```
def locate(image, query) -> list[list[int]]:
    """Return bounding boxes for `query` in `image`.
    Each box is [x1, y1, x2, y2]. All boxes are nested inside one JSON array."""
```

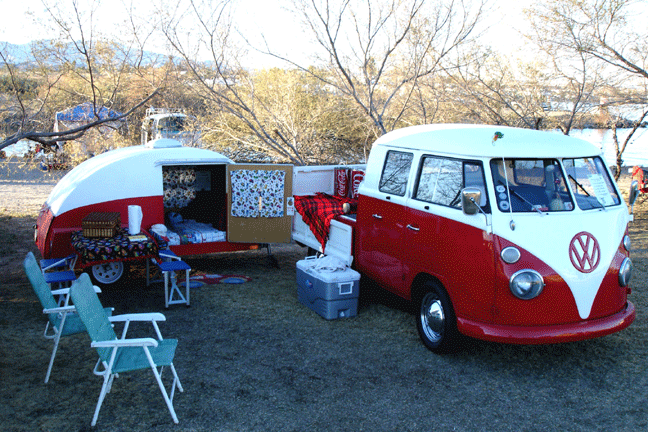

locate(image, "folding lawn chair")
[[146, 249, 191, 308], [69, 273, 184, 426], [40, 254, 77, 303], [23, 252, 111, 383]]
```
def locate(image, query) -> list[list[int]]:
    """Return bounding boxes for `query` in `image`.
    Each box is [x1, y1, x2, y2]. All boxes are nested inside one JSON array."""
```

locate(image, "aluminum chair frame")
[[70, 273, 184, 426], [23, 252, 109, 383]]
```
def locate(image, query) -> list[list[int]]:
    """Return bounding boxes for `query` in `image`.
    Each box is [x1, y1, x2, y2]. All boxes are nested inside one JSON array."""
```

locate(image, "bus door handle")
[[372, 214, 383, 220], [407, 224, 420, 232]]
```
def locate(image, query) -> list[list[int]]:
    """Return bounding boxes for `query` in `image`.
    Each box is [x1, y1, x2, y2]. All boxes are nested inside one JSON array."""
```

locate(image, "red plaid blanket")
[[294, 193, 356, 250]]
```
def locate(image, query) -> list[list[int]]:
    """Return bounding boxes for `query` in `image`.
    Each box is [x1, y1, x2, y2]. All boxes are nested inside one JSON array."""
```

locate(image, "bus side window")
[[464, 163, 488, 208], [379, 151, 413, 196]]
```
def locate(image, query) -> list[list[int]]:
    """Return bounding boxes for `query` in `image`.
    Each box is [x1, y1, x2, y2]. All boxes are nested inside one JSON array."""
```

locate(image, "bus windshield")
[[490, 159, 574, 213], [563, 157, 620, 210]]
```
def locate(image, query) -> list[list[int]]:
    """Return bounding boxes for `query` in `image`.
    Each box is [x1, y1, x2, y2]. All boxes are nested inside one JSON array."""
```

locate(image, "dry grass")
[[2, 162, 648, 431]]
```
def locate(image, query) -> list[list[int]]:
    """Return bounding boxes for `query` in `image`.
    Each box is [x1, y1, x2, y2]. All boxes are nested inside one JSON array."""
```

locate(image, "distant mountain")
[[0, 40, 168, 68], [0, 42, 33, 65]]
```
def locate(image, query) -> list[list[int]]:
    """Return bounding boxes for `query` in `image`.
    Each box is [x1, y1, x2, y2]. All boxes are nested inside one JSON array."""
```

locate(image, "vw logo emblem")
[[569, 231, 601, 273]]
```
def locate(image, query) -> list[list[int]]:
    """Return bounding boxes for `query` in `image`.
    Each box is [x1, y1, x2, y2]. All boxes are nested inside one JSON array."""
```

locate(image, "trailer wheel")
[[90, 262, 125, 285], [416, 281, 459, 353]]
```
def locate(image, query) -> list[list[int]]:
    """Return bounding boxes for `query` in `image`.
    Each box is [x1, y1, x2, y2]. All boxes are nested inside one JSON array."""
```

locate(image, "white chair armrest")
[[109, 313, 166, 323], [42, 257, 68, 271], [50, 287, 70, 296], [43, 306, 75, 314], [159, 250, 181, 260], [91, 338, 159, 348]]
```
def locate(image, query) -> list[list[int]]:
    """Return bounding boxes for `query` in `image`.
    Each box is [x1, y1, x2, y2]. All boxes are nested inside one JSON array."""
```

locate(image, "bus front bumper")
[[458, 302, 636, 345]]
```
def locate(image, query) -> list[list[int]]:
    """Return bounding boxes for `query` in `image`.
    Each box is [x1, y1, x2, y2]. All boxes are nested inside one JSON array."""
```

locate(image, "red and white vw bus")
[[294, 124, 636, 352]]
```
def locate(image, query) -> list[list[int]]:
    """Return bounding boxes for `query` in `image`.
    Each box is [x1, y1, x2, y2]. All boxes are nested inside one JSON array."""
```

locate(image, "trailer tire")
[[416, 280, 459, 353], [90, 261, 125, 286]]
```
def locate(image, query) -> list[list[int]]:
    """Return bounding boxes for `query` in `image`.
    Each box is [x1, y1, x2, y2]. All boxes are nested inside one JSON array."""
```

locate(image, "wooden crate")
[[82, 212, 121, 238]]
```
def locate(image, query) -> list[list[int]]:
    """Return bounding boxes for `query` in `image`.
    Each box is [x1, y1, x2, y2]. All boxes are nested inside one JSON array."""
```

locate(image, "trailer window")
[[379, 151, 413, 196], [563, 157, 620, 210], [490, 159, 573, 212], [415, 157, 489, 210]]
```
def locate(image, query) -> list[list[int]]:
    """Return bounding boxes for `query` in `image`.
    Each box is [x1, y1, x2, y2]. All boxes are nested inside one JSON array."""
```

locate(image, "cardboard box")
[[296, 257, 360, 320], [82, 212, 121, 238]]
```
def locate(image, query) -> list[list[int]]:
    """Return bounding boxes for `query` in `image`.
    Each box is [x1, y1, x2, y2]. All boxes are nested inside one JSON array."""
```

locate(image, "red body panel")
[[403, 206, 496, 323], [355, 194, 406, 294], [352, 196, 634, 344], [458, 302, 635, 344]]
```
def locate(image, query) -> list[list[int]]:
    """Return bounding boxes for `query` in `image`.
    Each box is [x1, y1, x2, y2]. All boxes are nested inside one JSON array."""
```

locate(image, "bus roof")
[[373, 124, 602, 159]]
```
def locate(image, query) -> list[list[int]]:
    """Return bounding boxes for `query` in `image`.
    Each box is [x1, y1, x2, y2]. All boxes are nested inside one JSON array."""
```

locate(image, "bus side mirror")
[[629, 180, 639, 206], [629, 180, 639, 214], [461, 188, 482, 215]]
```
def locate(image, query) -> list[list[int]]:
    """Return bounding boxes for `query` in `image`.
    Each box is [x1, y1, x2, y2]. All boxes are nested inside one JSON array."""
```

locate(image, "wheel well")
[[411, 273, 444, 304]]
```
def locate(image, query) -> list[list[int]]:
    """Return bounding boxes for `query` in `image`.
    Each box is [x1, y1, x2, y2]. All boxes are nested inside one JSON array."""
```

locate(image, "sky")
[[0, 0, 531, 68]]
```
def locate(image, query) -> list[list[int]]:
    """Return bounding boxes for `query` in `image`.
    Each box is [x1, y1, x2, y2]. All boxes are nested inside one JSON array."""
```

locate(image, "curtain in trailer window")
[[230, 170, 286, 217]]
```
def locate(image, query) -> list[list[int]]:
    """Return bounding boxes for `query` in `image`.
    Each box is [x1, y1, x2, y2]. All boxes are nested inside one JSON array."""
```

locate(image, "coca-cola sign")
[[350, 170, 365, 199], [335, 168, 349, 197]]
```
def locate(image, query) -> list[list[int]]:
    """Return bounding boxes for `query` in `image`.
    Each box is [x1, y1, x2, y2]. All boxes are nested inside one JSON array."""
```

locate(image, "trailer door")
[[227, 164, 294, 243]]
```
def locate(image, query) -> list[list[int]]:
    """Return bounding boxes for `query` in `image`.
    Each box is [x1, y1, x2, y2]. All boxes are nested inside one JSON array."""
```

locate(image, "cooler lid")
[[325, 220, 353, 267]]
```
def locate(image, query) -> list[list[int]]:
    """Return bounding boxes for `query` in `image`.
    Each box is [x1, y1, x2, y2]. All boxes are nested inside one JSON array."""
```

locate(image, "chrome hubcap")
[[92, 262, 124, 284], [420, 292, 445, 343]]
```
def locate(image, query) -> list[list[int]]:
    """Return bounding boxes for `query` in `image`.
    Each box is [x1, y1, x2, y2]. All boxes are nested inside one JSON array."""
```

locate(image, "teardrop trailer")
[[35, 138, 295, 285], [35, 124, 637, 352]]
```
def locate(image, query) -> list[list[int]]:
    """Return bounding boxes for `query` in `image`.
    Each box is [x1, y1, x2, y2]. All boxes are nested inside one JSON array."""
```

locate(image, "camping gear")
[[71, 228, 158, 266], [23, 252, 111, 383], [69, 273, 183, 426], [296, 255, 360, 320], [146, 250, 191, 308], [82, 212, 121, 238], [128, 205, 143, 235], [39, 254, 77, 301]]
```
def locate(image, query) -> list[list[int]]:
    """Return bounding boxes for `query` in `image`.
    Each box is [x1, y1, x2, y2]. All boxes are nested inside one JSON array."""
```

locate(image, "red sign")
[[335, 168, 349, 198], [569, 231, 600, 273]]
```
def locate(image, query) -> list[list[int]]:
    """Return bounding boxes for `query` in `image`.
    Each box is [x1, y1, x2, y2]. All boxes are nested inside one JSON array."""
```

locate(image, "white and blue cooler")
[[295, 220, 360, 319]]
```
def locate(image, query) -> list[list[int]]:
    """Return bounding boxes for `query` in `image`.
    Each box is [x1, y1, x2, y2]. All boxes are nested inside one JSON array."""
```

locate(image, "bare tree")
[[525, 0, 648, 178], [261, 0, 487, 136], [435, 46, 551, 128], [0, 0, 161, 153], [158, 0, 312, 165], [526, 2, 608, 135]]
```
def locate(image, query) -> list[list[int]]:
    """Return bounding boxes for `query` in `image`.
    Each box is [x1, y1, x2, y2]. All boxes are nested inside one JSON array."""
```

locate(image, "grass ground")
[[1, 162, 648, 431]]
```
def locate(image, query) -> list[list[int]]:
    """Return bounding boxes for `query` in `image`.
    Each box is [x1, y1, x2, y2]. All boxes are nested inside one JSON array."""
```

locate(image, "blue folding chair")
[[40, 254, 77, 305], [40, 254, 77, 286], [70, 273, 183, 426], [146, 249, 191, 308], [23, 252, 111, 383]]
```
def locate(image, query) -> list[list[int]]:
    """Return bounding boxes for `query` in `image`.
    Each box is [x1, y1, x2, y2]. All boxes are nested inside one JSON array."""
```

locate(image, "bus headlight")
[[619, 258, 632, 287], [509, 270, 545, 300]]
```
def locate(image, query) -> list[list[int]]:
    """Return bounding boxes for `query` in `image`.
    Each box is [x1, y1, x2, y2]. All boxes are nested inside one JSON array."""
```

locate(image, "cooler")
[[296, 256, 361, 320]]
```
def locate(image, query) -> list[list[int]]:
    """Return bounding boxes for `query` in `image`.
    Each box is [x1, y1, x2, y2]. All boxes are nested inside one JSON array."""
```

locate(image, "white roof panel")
[[47, 140, 232, 216], [373, 124, 601, 159]]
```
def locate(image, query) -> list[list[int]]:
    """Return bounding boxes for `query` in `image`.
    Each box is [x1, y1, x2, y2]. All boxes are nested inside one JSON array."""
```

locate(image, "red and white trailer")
[[35, 138, 294, 285]]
